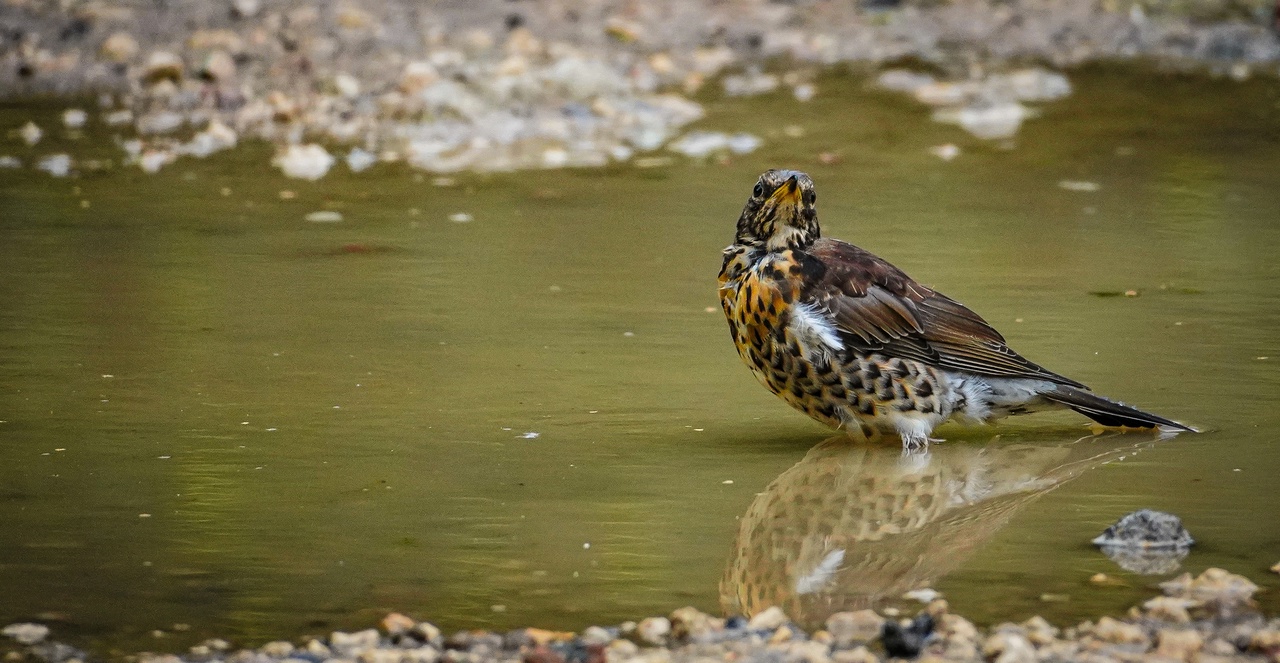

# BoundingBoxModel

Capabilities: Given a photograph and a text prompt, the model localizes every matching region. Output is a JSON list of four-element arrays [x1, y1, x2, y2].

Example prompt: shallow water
[[1, 67, 1279, 654]]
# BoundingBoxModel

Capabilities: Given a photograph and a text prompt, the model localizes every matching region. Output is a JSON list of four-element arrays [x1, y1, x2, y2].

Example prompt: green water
[[1, 67, 1278, 654]]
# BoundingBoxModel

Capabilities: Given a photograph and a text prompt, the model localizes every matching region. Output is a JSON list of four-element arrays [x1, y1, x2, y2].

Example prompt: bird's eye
[[752, 183, 765, 198], [805, 190, 816, 205]]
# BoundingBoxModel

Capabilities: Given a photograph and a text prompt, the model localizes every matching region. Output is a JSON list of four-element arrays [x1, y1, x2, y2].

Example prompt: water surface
[[1, 67, 1278, 654]]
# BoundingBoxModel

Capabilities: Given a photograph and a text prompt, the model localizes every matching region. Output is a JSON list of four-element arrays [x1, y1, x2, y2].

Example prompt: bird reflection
[[721, 433, 1151, 626]]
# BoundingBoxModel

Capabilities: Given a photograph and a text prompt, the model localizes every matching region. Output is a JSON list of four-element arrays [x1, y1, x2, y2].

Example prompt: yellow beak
[[767, 177, 801, 206]]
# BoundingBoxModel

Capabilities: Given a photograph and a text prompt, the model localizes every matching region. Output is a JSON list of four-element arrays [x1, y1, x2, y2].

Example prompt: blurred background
[[1, 0, 1279, 658]]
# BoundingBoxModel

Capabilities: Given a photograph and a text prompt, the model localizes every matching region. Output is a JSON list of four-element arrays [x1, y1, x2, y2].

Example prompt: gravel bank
[[4, 567, 1280, 663], [1, 0, 1278, 175]]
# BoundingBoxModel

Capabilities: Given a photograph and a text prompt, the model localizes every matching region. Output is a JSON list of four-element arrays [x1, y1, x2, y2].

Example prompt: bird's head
[[735, 169, 820, 251]]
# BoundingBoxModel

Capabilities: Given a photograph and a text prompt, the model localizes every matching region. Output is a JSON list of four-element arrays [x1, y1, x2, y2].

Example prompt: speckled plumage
[[718, 169, 1193, 448]]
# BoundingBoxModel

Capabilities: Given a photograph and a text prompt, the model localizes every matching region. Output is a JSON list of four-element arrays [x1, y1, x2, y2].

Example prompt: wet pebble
[[36, 154, 72, 177], [20, 122, 43, 146], [62, 109, 87, 129], [330, 628, 381, 653], [100, 32, 140, 62], [747, 606, 788, 631], [274, 144, 335, 181], [636, 617, 670, 645], [305, 211, 344, 223], [825, 610, 884, 647], [2, 623, 50, 645]]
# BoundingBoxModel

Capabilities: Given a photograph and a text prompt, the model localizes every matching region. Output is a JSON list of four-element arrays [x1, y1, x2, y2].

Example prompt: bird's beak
[[767, 176, 801, 207]]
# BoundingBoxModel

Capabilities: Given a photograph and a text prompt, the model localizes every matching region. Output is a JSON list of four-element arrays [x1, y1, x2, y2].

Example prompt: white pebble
[[62, 109, 88, 129], [929, 144, 961, 161], [19, 121, 42, 146], [2, 623, 50, 645], [273, 144, 335, 181], [305, 211, 344, 223], [345, 148, 376, 173], [36, 154, 72, 177], [448, 212, 473, 223], [1058, 180, 1101, 192]]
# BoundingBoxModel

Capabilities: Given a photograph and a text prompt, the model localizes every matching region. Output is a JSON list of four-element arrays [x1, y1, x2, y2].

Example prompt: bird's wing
[[802, 238, 1086, 388]]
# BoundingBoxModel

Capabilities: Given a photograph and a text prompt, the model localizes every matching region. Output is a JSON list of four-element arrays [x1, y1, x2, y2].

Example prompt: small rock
[[408, 622, 440, 645], [579, 626, 613, 647], [1160, 568, 1258, 617], [305, 211, 343, 223], [448, 213, 473, 223], [1143, 596, 1193, 623], [230, 0, 261, 19], [27, 641, 82, 663], [303, 639, 330, 657], [826, 611, 884, 647], [36, 154, 72, 177], [274, 144, 336, 181], [929, 144, 960, 161], [876, 69, 936, 93], [669, 607, 723, 641], [0, 156, 20, 168], [62, 109, 87, 129], [104, 110, 133, 126], [524, 628, 573, 646], [142, 51, 184, 85], [723, 68, 778, 97], [933, 100, 1031, 140], [1059, 180, 1101, 192], [20, 121, 42, 146], [636, 617, 670, 645], [607, 639, 638, 658], [1250, 629, 1280, 657], [1094, 510, 1194, 574], [832, 646, 880, 663], [2, 623, 50, 645], [903, 589, 941, 603], [793, 84, 816, 102], [1089, 573, 1123, 586], [139, 149, 176, 174], [1155, 628, 1203, 661], [938, 614, 977, 642], [1089, 617, 1147, 646], [334, 73, 361, 99], [1271, 561, 1279, 574], [330, 629, 380, 652], [881, 614, 933, 659], [1021, 616, 1058, 646], [747, 606, 788, 631], [381, 613, 415, 636], [100, 32, 140, 62], [522, 645, 564, 663], [200, 50, 236, 82], [346, 148, 376, 173], [1094, 509, 1193, 548], [136, 111, 184, 135], [982, 630, 1035, 663], [260, 641, 294, 657]]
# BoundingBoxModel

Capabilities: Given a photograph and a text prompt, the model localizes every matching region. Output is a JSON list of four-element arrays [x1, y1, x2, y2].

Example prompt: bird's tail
[[1041, 385, 1197, 432]]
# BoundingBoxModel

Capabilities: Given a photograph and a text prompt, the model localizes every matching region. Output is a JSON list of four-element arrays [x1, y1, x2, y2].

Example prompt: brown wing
[[801, 238, 1086, 388]]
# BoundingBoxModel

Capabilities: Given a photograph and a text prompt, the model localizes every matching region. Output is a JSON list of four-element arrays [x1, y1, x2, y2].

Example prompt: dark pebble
[[881, 613, 934, 659]]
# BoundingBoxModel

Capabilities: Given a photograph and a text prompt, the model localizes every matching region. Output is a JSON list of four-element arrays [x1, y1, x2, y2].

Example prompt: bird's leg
[[899, 432, 930, 452]]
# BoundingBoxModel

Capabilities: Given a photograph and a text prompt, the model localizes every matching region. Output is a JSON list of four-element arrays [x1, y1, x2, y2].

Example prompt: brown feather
[[804, 238, 1086, 388]]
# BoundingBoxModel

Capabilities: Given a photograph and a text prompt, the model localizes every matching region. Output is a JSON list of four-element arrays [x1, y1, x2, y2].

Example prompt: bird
[[716, 169, 1195, 449]]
